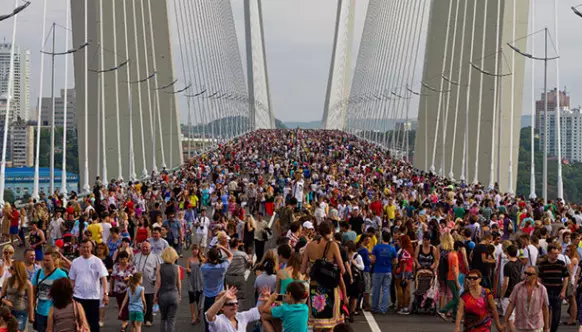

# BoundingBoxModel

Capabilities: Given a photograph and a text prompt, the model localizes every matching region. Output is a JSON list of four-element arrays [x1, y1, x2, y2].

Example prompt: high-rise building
[[40, 88, 76, 128], [536, 88, 570, 132], [0, 42, 30, 122], [8, 118, 33, 167], [537, 107, 582, 163], [0, 118, 34, 167], [537, 89, 572, 155]]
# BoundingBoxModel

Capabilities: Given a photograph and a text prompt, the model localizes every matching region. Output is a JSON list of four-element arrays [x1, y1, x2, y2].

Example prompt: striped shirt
[[537, 259, 569, 290], [508, 281, 548, 330]]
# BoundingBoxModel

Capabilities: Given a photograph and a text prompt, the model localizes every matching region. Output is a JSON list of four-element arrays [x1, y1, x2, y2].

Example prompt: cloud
[[1, 0, 581, 126]]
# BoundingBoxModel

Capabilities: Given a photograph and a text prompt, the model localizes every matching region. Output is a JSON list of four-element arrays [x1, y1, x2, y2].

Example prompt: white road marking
[[363, 311, 382, 332]]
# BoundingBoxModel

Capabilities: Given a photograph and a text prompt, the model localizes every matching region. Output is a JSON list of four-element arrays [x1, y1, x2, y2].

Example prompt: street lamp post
[[508, 28, 559, 204]]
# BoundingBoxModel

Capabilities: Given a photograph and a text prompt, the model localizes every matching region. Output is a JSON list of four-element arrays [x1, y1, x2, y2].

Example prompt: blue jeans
[[34, 313, 48, 332], [11, 309, 27, 331], [372, 272, 392, 313]]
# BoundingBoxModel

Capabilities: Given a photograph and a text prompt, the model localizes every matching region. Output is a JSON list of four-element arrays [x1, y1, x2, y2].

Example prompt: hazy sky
[[0, 0, 581, 124]]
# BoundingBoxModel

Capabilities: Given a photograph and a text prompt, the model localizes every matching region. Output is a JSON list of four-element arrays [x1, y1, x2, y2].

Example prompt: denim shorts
[[11, 309, 27, 331], [396, 271, 413, 280]]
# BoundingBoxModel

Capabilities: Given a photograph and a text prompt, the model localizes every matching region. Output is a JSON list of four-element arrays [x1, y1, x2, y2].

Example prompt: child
[[0, 307, 18, 332], [120, 272, 146, 332], [260, 281, 309, 332]]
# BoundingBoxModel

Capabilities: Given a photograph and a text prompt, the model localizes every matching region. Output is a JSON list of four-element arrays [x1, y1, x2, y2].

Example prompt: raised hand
[[259, 286, 272, 301], [223, 285, 238, 301]]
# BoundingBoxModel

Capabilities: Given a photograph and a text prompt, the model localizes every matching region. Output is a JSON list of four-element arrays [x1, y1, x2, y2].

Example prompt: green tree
[[36, 128, 79, 175], [3, 189, 14, 205], [516, 126, 582, 203]]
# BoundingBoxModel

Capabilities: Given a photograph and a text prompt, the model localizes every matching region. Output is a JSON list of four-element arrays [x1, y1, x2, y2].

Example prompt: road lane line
[[363, 311, 382, 332]]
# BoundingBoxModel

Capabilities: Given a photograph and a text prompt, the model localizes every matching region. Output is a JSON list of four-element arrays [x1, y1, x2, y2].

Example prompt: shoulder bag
[[72, 300, 91, 332], [309, 241, 340, 289]]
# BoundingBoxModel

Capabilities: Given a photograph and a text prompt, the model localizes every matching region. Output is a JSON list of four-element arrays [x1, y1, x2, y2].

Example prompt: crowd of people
[[0, 129, 579, 332]]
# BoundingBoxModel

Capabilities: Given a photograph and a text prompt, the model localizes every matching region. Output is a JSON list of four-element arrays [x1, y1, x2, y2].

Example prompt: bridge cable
[[393, 0, 424, 157], [121, 0, 137, 180], [32, 0, 48, 199], [429, 0, 455, 173], [447, 0, 470, 181], [460, 0, 480, 183], [487, 0, 503, 188]]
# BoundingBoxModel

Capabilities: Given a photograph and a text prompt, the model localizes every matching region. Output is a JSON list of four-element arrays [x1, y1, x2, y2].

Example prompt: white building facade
[[538, 107, 582, 163], [0, 43, 30, 122]]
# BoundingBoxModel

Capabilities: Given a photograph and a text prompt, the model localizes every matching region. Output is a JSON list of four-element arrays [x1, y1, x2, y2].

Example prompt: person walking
[[438, 241, 462, 321], [193, 209, 210, 253], [154, 248, 181, 332], [500, 245, 523, 332], [370, 231, 397, 315], [0, 261, 34, 332], [537, 245, 569, 332], [46, 278, 90, 332], [111, 251, 136, 332], [225, 239, 251, 307], [148, 227, 169, 256], [119, 273, 146, 332], [32, 249, 68, 332], [186, 245, 204, 325], [301, 221, 346, 329], [504, 265, 550, 332], [29, 223, 46, 264], [253, 213, 268, 263], [69, 239, 109, 332], [132, 242, 161, 327], [201, 245, 233, 332], [455, 270, 504, 332]]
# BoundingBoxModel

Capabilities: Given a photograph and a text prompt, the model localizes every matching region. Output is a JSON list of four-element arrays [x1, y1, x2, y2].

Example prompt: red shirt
[[370, 200, 383, 216], [10, 210, 19, 227]]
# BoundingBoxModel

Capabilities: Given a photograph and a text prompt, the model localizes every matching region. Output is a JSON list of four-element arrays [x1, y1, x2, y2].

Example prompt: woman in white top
[[0, 245, 15, 291], [564, 244, 579, 326], [253, 214, 268, 263], [345, 240, 364, 316]]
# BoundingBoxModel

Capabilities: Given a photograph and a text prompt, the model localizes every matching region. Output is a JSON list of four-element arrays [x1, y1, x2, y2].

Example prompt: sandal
[[562, 321, 576, 326]]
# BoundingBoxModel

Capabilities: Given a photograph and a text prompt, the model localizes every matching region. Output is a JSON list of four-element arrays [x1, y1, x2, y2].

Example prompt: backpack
[[438, 249, 450, 281], [310, 241, 341, 289], [348, 254, 365, 293]]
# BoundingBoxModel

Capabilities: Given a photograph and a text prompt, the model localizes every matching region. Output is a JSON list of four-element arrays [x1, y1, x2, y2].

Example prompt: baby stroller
[[61, 233, 76, 259], [411, 269, 437, 314]]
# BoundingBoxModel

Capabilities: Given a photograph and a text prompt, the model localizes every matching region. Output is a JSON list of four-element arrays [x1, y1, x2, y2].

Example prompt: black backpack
[[350, 254, 365, 292], [310, 241, 341, 289]]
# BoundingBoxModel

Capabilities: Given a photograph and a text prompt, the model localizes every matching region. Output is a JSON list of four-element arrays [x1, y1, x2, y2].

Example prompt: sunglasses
[[224, 301, 238, 307], [524, 272, 536, 276], [466, 276, 480, 281]]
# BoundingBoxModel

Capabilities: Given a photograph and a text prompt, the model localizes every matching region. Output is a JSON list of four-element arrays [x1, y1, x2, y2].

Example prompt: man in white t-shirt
[[520, 234, 539, 267], [293, 177, 304, 209], [194, 209, 210, 252], [49, 212, 65, 246], [69, 239, 109, 332], [100, 215, 112, 244]]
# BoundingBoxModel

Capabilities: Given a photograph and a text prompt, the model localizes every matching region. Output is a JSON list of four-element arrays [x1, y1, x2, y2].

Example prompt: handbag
[[309, 241, 340, 289], [262, 227, 273, 241], [72, 300, 90, 332]]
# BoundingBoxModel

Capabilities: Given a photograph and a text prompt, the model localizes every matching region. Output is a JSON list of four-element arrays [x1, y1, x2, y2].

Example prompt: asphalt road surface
[[7, 242, 577, 332]]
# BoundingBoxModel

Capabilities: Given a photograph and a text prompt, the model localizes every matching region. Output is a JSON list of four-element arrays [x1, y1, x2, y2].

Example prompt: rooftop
[[5, 167, 78, 178]]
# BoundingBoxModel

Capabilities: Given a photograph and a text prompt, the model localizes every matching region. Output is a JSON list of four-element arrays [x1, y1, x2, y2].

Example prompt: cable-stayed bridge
[[0, 0, 569, 207]]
